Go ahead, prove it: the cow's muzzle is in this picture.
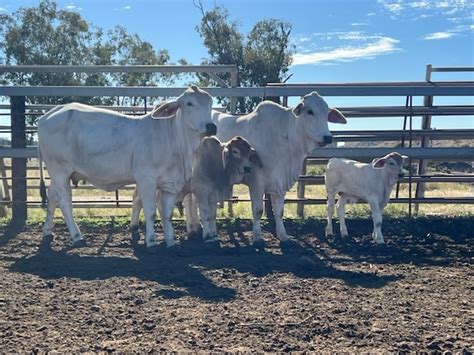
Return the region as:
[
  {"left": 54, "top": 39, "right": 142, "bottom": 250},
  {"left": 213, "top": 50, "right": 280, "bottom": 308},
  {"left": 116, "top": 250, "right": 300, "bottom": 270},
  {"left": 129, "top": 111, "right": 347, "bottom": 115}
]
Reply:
[
  {"left": 244, "top": 166, "right": 251, "bottom": 173},
  {"left": 205, "top": 123, "right": 217, "bottom": 136}
]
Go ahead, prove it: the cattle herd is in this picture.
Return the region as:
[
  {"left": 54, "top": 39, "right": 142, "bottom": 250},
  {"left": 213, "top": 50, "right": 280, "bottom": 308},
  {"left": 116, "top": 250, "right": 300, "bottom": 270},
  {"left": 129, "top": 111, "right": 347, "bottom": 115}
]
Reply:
[{"left": 37, "top": 86, "right": 408, "bottom": 251}]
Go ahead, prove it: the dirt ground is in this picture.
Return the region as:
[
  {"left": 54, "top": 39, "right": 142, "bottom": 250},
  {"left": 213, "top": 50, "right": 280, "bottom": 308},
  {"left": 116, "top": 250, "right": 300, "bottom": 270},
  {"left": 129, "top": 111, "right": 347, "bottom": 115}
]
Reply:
[{"left": 0, "top": 217, "right": 473, "bottom": 352}]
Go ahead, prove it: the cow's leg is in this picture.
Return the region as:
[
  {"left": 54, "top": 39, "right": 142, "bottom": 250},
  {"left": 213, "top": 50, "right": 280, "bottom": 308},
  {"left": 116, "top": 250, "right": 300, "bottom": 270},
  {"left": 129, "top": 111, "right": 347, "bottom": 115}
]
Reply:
[
  {"left": 183, "top": 193, "right": 200, "bottom": 235},
  {"left": 194, "top": 190, "right": 212, "bottom": 241},
  {"left": 336, "top": 195, "right": 349, "bottom": 238},
  {"left": 325, "top": 191, "right": 336, "bottom": 237},
  {"left": 51, "top": 177, "right": 83, "bottom": 244},
  {"left": 270, "top": 194, "right": 289, "bottom": 242},
  {"left": 368, "top": 198, "right": 384, "bottom": 244},
  {"left": 136, "top": 180, "right": 158, "bottom": 248},
  {"left": 42, "top": 185, "right": 58, "bottom": 237},
  {"left": 248, "top": 183, "right": 264, "bottom": 244},
  {"left": 130, "top": 187, "right": 142, "bottom": 236},
  {"left": 157, "top": 190, "right": 178, "bottom": 248},
  {"left": 208, "top": 194, "right": 219, "bottom": 242}
]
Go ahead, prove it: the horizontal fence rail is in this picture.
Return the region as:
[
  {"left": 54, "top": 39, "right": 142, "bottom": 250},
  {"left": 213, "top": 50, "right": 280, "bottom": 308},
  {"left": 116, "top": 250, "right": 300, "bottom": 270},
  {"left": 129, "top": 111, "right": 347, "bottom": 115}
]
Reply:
[{"left": 1, "top": 84, "right": 474, "bottom": 97}]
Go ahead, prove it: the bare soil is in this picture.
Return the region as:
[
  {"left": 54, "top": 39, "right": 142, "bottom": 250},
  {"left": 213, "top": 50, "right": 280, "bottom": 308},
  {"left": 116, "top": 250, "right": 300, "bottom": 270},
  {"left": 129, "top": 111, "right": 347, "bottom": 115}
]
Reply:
[{"left": 0, "top": 217, "right": 473, "bottom": 352}]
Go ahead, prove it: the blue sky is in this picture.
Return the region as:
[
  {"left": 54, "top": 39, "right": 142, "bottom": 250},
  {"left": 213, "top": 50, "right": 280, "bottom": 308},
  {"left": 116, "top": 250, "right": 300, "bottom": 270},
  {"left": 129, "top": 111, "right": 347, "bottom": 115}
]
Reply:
[{"left": 0, "top": 0, "right": 473, "bottom": 131}]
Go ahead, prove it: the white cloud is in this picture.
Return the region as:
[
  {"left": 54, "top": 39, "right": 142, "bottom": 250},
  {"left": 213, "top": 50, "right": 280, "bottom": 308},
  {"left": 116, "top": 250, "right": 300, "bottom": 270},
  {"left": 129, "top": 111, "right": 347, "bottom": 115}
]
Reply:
[
  {"left": 0, "top": 7, "right": 7, "bottom": 12},
  {"left": 421, "top": 24, "right": 474, "bottom": 40},
  {"left": 64, "top": 3, "right": 82, "bottom": 11},
  {"left": 423, "top": 31, "right": 455, "bottom": 40},
  {"left": 378, "top": 0, "right": 473, "bottom": 18},
  {"left": 292, "top": 36, "right": 400, "bottom": 66},
  {"left": 122, "top": 5, "right": 131, "bottom": 10}
]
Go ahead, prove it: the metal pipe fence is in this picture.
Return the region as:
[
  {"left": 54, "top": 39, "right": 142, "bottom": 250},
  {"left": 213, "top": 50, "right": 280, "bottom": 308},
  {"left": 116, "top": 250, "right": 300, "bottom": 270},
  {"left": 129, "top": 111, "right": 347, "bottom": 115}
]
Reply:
[{"left": 0, "top": 64, "right": 472, "bottom": 223}]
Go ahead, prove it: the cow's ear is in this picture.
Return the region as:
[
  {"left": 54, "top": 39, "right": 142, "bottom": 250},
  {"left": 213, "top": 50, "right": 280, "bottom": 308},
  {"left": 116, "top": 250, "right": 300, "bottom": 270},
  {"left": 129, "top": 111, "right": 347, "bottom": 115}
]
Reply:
[
  {"left": 292, "top": 102, "right": 304, "bottom": 117},
  {"left": 328, "top": 108, "right": 347, "bottom": 124},
  {"left": 151, "top": 101, "right": 179, "bottom": 119},
  {"left": 250, "top": 148, "right": 263, "bottom": 168},
  {"left": 222, "top": 146, "right": 230, "bottom": 170},
  {"left": 373, "top": 158, "right": 386, "bottom": 168}
]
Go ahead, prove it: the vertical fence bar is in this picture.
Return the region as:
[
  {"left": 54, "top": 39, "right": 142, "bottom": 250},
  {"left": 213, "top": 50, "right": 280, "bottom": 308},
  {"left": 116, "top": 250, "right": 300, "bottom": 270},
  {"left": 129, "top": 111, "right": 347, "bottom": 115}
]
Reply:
[
  {"left": 11, "top": 96, "right": 27, "bottom": 225},
  {"left": 415, "top": 64, "right": 433, "bottom": 214},
  {"left": 230, "top": 69, "right": 238, "bottom": 114},
  {"left": 296, "top": 159, "right": 307, "bottom": 217},
  {"left": 408, "top": 95, "right": 413, "bottom": 217}
]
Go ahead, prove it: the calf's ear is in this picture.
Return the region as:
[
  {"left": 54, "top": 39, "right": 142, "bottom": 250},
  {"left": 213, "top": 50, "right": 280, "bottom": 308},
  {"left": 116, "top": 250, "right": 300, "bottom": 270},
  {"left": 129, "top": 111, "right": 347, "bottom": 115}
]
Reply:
[
  {"left": 328, "top": 108, "right": 347, "bottom": 124},
  {"left": 222, "top": 146, "right": 230, "bottom": 170},
  {"left": 250, "top": 148, "right": 263, "bottom": 168},
  {"left": 373, "top": 157, "right": 386, "bottom": 168},
  {"left": 151, "top": 101, "right": 179, "bottom": 119}
]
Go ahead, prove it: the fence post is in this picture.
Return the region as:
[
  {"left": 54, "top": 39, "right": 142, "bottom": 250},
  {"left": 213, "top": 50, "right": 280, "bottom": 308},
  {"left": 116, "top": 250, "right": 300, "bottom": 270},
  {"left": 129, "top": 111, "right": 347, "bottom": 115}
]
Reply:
[
  {"left": 415, "top": 64, "right": 433, "bottom": 214},
  {"left": 230, "top": 69, "right": 238, "bottom": 114},
  {"left": 296, "top": 159, "right": 307, "bottom": 218},
  {"left": 11, "top": 96, "right": 27, "bottom": 225}
]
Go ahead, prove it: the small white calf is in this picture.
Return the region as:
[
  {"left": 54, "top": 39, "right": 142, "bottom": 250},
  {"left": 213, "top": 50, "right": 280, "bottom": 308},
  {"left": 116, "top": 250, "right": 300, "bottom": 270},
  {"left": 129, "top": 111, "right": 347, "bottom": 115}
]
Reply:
[{"left": 325, "top": 152, "right": 407, "bottom": 244}]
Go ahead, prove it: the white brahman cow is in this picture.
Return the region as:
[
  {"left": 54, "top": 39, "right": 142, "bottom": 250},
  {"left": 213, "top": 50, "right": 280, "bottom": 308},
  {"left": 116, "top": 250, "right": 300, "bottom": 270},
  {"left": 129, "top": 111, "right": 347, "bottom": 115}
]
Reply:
[
  {"left": 38, "top": 85, "right": 215, "bottom": 250},
  {"left": 325, "top": 152, "right": 407, "bottom": 244},
  {"left": 186, "top": 92, "right": 347, "bottom": 245}
]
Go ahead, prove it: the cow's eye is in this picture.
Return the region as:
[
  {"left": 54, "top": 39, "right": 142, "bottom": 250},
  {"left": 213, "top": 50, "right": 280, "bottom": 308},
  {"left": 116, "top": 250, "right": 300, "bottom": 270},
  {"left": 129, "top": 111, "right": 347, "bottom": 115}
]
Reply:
[
  {"left": 307, "top": 109, "right": 314, "bottom": 115},
  {"left": 187, "top": 102, "right": 193, "bottom": 107},
  {"left": 389, "top": 162, "right": 395, "bottom": 166},
  {"left": 232, "top": 149, "right": 239, "bottom": 155}
]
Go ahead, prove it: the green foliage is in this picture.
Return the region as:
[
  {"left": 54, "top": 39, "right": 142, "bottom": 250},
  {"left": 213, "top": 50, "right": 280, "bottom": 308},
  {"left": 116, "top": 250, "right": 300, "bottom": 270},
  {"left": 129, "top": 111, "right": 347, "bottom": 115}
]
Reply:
[
  {"left": 195, "top": 2, "right": 294, "bottom": 113},
  {"left": 0, "top": 0, "right": 181, "bottom": 124}
]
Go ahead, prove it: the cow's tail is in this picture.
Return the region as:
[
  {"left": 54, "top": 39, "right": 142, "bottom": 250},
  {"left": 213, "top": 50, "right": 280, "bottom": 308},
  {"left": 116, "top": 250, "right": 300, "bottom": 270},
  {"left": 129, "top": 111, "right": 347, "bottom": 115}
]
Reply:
[{"left": 38, "top": 146, "right": 48, "bottom": 209}]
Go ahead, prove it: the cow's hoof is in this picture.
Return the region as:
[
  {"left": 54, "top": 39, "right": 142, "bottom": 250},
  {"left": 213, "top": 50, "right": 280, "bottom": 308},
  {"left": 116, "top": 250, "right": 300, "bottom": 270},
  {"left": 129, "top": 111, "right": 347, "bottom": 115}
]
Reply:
[
  {"left": 73, "top": 239, "right": 87, "bottom": 248},
  {"left": 280, "top": 239, "right": 296, "bottom": 248},
  {"left": 252, "top": 239, "right": 265, "bottom": 250},
  {"left": 146, "top": 245, "right": 160, "bottom": 254},
  {"left": 166, "top": 244, "right": 182, "bottom": 256},
  {"left": 130, "top": 225, "right": 140, "bottom": 238},
  {"left": 43, "top": 234, "right": 54, "bottom": 241},
  {"left": 187, "top": 230, "right": 202, "bottom": 240},
  {"left": 204, "top": 240, "right": 220, "bottom": 251}
]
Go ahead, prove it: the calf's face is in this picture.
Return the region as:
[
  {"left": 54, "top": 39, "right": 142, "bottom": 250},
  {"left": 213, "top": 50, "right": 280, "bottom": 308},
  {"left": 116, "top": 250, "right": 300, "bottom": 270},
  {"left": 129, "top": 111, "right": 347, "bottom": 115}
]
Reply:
[
  {"left": 222, "top": 136, "right": 263, "bottom": 184},
  {"left": 373, "top": 152, "right": 408, "bottom": 180}
]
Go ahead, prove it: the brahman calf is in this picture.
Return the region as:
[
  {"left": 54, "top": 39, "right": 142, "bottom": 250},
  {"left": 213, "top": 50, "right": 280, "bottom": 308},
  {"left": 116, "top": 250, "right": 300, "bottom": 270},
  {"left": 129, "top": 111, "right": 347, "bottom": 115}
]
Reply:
[
  {"left": 130, "top": 136, "right": 262, "bottom": 242},
  {"left": 325, "top": 152, "right": 407, "bottom": 244},
  {"left": 191, "top": 136, "right": 262, "bottom": 242}
]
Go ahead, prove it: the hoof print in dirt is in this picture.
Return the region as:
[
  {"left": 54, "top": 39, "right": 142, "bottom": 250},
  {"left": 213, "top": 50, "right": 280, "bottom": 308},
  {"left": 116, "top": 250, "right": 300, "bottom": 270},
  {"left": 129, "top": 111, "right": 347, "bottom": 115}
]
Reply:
[{"left": 73, "top": 239, "right": 87, "bottom": 248}]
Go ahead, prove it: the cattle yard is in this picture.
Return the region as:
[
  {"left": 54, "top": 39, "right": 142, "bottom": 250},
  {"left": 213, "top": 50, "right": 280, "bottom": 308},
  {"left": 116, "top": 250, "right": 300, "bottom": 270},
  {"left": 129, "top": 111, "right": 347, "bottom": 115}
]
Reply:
[
  {"left": 0, "top": 64, "right": 472, "bottom": 223},
  {"left": 0, "top": 65, "right": 473, "bottom": 352}
]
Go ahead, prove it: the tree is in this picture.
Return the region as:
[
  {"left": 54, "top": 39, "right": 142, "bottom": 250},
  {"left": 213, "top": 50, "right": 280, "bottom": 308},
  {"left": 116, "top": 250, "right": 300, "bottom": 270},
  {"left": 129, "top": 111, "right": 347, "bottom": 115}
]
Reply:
[
  {"left": 195, "top": 2, "right": 294, "bottom": 113},
  {"left": 0, "top": 0, "right": 178, "bottom": 123}
]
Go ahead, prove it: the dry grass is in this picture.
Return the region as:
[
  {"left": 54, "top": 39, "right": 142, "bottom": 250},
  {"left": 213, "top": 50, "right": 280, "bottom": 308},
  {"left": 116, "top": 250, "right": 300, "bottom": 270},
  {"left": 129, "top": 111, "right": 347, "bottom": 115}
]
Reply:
[{"left": 0, "top": 158, "right": 472, "bottom": 224}]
